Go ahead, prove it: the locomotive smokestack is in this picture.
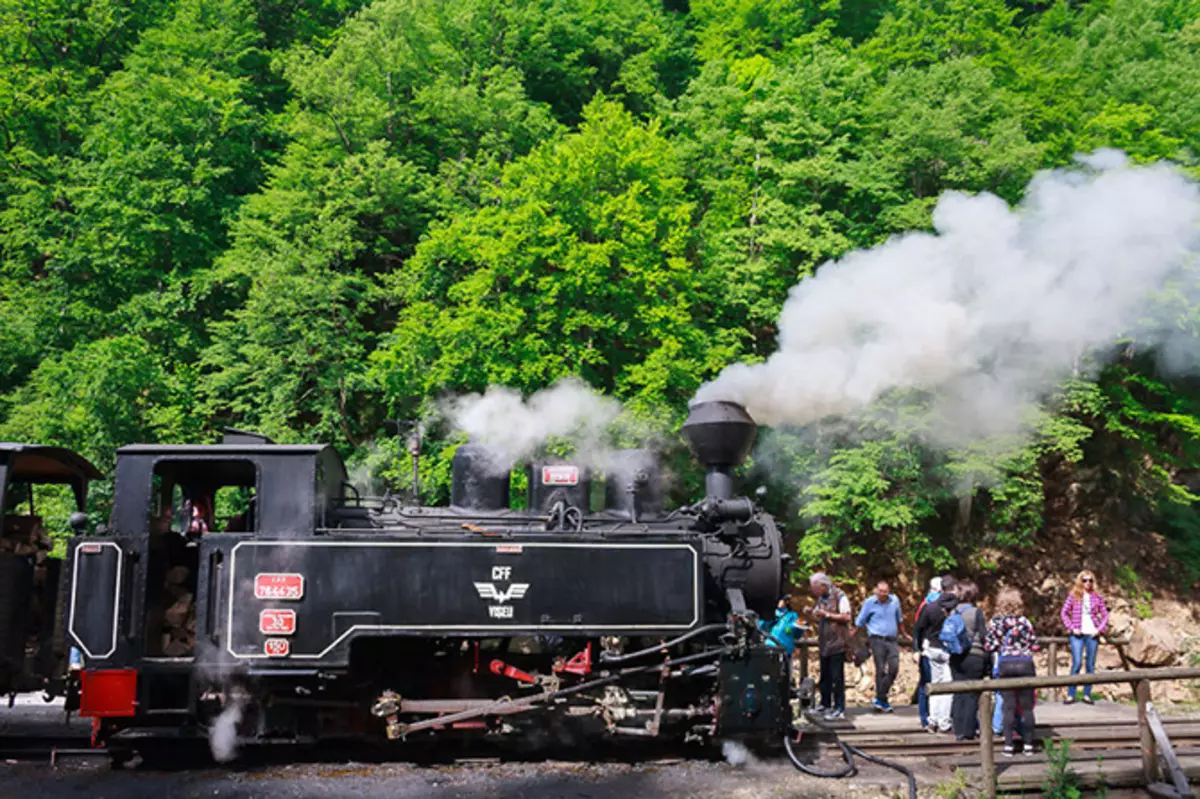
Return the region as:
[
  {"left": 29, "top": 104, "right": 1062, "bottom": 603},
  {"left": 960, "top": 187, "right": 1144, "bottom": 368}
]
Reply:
[{"left": 681, "top": 401, "right": 757, "bottom": 499}]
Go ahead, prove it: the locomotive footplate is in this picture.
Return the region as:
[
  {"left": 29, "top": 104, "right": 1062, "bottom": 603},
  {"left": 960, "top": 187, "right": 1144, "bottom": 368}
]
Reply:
[{"left": 220, "top": 538, "right": 703, "bottom": 665}]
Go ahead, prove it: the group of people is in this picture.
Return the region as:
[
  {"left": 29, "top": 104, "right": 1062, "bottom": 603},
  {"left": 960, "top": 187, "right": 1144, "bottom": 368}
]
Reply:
[{"left": 761, "top": 569, "right": 1110, "bottom": 757}]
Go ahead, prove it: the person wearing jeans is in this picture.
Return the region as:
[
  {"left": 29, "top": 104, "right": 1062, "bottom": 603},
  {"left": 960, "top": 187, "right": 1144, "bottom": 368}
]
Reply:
[
  {"left": 1059, "top": 570, "right": 1109, "bottom": 704},
  {"left": 913, "top": 577, "right": 942, "bottom": 728},
  {"left": 986, "top": 588, "right": 1038, "bottom": 755}
]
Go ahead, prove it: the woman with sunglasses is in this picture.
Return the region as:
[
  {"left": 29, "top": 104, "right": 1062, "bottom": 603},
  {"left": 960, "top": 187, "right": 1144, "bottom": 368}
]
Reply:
[{"left": 1059, "top": 570, "right": 1109, "bottom": 704}]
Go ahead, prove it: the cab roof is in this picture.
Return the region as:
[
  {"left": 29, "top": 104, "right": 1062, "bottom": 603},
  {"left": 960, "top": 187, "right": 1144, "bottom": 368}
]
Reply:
[
  {"left": 116, "top": 444, "right": 332, "bottom": 456},
  {"left": 0, "top": 443, "right": 102, "bottom": 482}
]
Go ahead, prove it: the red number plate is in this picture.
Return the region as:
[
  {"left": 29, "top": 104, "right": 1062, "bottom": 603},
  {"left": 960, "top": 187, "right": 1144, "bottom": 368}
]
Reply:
[
  {"left": 259, "top": 609, "right": 296, "bottom": 635},
  {"left": 264, "top": 638, "right": 290, "bottom": 657},
  {"left": 254, "top": 573, "right": 304, "bottom": 600},
  {"left": 541, "top": 465, "right": 578, "bottom": 486}
]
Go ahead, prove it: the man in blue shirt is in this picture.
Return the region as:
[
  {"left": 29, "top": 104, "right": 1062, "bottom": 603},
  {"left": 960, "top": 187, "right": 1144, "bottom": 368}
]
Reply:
[{"left": 855, "top": 580, "right": 904, "bottom": 712}]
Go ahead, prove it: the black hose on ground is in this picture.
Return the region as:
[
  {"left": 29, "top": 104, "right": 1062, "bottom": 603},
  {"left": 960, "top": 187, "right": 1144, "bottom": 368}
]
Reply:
[
  {"left": 846, "top": 744, "right": 918, "bottom": 799},
  {"left": 782, "top": 726, "right": 918, "bottom": 799},
  {"left": 782, "top": 727, "right": 855, "bottom": 778}
]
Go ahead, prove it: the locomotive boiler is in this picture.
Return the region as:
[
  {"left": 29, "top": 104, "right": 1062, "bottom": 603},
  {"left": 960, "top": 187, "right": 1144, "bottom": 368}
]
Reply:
[{"left": 62, "top": 401, "right": 793, "bottom": 763}]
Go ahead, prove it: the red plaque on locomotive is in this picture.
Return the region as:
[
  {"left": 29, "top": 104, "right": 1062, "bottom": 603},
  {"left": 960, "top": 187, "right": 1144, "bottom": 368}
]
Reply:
[
  {"left": 254, "top": 573, "right": 304, "bottom": 600},
  {"left": 259, "top": 608, "right": 297, "bottom": 635}
]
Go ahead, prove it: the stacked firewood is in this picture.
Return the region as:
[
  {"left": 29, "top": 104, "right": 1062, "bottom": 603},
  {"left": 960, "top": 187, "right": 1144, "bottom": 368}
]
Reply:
[
  {"left": 161, "top": 565, "right": 196, "bottom": 656},
  {"left": 2, "top": 516, "right": 53, "bottom": 664},
  {"left": 0, "top": 515, "right": 51, "bottom": 559}
]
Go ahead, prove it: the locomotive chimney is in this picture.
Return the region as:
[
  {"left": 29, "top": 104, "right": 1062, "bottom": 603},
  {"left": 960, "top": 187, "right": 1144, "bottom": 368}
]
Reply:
[{"left": 681, "top": 400, "right": 757, "bottom": 499}]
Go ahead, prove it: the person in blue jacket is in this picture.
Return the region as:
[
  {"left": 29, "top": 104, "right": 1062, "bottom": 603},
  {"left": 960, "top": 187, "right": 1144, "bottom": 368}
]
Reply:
[{"left": 760, "top": 595, "right": 804, "bottom": 656}]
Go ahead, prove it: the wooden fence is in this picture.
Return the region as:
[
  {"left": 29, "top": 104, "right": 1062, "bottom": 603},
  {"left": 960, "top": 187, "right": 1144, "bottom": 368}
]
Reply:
[
  {"left": 928, "top": 666, "right": 1200, "bottom": 799},
  {"left": 794, "top": 635, "right": 1132, "bottom": 702}
]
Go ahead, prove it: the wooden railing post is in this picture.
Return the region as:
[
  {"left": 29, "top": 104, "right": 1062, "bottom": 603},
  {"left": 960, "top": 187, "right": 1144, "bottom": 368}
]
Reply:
[
  {"left": 799, "top": 641, "right": 809, "bottom": 681},
  {"left": 1137, "top": 679, "right": 1157, "bottom": 785},
  {"left": 979, "top": 689, "right": 996, "bottom": 799},
  {"left": 1145, "top": 700, "right": 1195, "bottom": 798},
  {"left": 1047, "top": 640, "right": 1059, "bottom": 703}
]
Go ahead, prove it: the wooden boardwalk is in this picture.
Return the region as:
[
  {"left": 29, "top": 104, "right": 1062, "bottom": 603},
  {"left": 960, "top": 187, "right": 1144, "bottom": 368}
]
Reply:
[{"left": 799, "top": 701, "right": 1200, "bottom": 794}]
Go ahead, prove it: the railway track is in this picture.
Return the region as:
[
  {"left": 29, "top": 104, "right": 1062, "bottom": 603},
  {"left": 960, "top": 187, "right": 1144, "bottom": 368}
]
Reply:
[{"left": 0, "top": 736, "right": 105, "bottom": 763}]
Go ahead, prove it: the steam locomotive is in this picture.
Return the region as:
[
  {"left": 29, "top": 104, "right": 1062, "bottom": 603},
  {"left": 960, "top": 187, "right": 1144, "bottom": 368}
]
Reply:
[{"left": 24, "top": 401, "right": 795, "bottom": 762}]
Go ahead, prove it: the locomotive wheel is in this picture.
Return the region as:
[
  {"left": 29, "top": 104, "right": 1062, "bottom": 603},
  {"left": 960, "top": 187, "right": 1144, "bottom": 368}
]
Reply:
[{"left": 108, "top": 749, "right": 135, "bottom": 770}]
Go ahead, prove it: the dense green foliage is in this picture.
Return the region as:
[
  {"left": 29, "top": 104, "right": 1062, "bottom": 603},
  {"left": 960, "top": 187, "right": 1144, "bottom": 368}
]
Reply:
[{"left": 2, "top": 0, "right": 1199, "bottom": 587}]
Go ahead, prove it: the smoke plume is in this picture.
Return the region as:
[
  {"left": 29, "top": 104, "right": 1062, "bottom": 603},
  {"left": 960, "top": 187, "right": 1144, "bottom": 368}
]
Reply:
[
  {"left": 694, "top": 151, "right": 1200, "bottom": 446},
  {"left": 441, "top": 377, "right": 645, "bottom": 472}
]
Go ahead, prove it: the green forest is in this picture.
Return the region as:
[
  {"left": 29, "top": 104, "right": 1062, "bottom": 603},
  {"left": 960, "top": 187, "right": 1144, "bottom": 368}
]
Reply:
[{"left": 2, "top": 0, "right": 1199, "bottom": 589}]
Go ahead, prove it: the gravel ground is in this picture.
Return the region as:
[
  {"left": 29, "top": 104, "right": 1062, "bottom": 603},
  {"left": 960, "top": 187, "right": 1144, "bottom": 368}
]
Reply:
[
  {"left": 0, "top": 697, "right": 938, "bottom": 799},
  {"left": 0, "top": 756, "right": 932, "bottom": 799}
]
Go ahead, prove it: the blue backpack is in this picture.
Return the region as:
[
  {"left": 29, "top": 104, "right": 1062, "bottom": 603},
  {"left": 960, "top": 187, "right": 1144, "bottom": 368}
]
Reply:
[{"left": 939, "top": 608, "right": 972, "bottom": 655}]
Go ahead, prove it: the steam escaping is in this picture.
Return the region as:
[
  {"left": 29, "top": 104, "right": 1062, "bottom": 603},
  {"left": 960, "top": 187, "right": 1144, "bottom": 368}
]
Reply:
[
  {"left": 441, "top": 377, "right": 651, "bottom": 473},
  {"left": 721, "top": 739, "right": 758, "bottom": 768},
  {"left": 208, "top": 694, "right": 246, "bottom": 763},
  {"left": 695, "top": 151, "right": 1200, "bottom": 446}
]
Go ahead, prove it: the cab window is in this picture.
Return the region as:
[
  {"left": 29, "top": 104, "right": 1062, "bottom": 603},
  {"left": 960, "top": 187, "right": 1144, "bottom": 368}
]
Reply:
[{"left": 149, "top": 459, "right": 258, "bottom": 536}]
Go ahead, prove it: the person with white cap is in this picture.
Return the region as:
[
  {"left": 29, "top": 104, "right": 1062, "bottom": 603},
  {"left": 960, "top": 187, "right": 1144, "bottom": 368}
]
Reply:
[{"left": 912, "top": 576, "right": 943, "bottom": 728}]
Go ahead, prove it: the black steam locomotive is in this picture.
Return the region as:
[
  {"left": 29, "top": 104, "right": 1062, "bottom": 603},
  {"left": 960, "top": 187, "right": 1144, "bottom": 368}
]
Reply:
[{"left": 56, "top": 400, "right": 793, "bottom": 761}]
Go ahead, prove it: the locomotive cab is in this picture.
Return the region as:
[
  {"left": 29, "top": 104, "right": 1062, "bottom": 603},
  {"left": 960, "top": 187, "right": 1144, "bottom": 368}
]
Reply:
[
  {"left": 65, "top": 437, "right": 345, "bottom": 723},
  {"left": 0, "top": 443, "right": 100, "bottom": 697}
]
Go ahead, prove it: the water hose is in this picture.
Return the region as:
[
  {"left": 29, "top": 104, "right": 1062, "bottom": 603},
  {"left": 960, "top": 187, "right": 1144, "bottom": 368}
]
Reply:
[
  {"left": 783, "top": 725, "right": 917, "bottom": 799},
  {"left": 846, "top": 742, "right": 918, "bottom": 799},
  {"left": 783, "top": 727, "right": 855, "bottom": 778}
]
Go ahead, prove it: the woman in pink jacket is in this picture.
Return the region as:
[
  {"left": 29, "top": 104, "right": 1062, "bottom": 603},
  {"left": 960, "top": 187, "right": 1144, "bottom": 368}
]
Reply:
[{"left": 1060, "top": 570, "right": 1109, "bottom": 704}]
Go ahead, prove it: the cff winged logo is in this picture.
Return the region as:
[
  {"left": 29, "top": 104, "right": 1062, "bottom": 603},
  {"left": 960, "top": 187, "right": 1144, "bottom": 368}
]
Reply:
[{"left": 474, "top": 582, "right": 530, "bottom": 604}]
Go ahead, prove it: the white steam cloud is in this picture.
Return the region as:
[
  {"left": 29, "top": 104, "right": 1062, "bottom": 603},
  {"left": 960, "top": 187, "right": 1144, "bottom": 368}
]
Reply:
[
  {"left": 695, "top": 150, "right": 1200, "bottom": 444},
  {"left": 721, "top": 739, "right": 759, "bottom": 768},
  {"left": 442, "top": 377, "right": 635, "bottom": 472},
  {"left": 208, "top": 694, "right": 246, "bottom": 763}
]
